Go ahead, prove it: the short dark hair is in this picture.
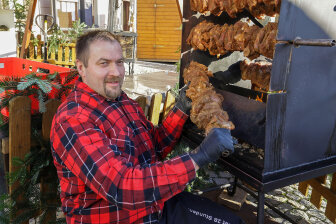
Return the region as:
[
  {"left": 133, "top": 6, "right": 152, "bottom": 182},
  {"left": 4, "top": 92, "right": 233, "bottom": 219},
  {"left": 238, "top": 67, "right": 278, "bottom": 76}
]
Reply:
[{"left": 76, "top": 30, "right": 120, "bottom": 67}]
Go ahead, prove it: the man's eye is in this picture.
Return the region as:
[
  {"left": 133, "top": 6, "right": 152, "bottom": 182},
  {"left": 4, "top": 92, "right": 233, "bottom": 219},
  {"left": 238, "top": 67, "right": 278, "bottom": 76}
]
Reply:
[
  {"left": 118, "top": 60, "right": 124, "bottom": 65},
  {"left": 101, "top": 62, "right": 107, "bottom": 65}
]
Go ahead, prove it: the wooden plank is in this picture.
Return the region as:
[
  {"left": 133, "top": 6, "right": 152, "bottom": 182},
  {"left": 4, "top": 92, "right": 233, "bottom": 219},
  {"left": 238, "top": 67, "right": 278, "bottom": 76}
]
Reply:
[
  {"left": 36, "top": 43, "right": 42, "bottom": 61},
  {"left": 162, "top": 91, "right": 175, "bottom": 119},
  {"left": 137, "top": 33, "right": 181, "bottom": 39},
  {"left": 138, "top": 25, "right": 182, "bottom": 31},
  {"left": 135, "top": 96, "right": 147, "bottom": 116},
  {"left": 138, "top": 0, "right": 177, "bottom": 3},
  {"left": 2, "top": 138, "right": 9, "bottom": 154},
  {"left": 9, "top": 96, "right": 31, "bottom": 194},
  {"left": 40, "top": 99, "right": 61, "bottom": 223},
  {"left": 325, "top": 173, "right": 336, "bottom": 223},
  {"left": 138, "top": 30, "right": 181, "bottom": 35},
  {"left": 138, "top": 3, "right": 178, "bottom": 8},
  {"left": 28, "top": 43, "right": 35, "bottom": 59},
  {"left": 64, "top": 46, "right": 70, "bottom": 65},
  {"left": 42, "top": 100, "right": 61, "bottom": 141},
  {"left": 298, "top": 181, "right": 310, "bottom": 196},
  {"left": 58, "top": 46, "right": 63, "bottom": 63},
  {"left": 20, "top": 0, "right": 38, "bottom": 58},
  {"left": 148, "top": 93, "right": 162, "bottom": 125},
  {"left": 71, "top": 45, "right": 76, "bottom": 64},
  {"left": 2, "top": 137, "right": 9, "bottom": 174},
  {"left": 138, "top": 18, "right": 180, "bottom": 24},
  {"left": 306, "top": 178, "right": 336, "bottom": 207},
  {"left": 175, "top": 0, "right": 182, "bottom": 22},
  {"left": 136, "top": 39, "right": 181, "bottom": 45},
  {"left": 138, "top": 11, "right": 180, "bottom": 16},
  {"left": 310, "top": 175, "right": 327, "bottom": 209}
]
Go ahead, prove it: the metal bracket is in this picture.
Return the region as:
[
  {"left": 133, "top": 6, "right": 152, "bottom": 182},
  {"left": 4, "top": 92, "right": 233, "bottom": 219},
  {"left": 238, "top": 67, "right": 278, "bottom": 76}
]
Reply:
[{"left": 277, "top": 38, "right": 336, "bottom": 47}]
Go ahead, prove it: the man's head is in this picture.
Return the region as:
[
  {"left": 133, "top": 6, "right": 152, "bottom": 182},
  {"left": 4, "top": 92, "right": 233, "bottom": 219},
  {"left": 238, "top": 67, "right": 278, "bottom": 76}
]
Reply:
[{"left": 76, "top": 30, "right": 125, "bottom": 100}]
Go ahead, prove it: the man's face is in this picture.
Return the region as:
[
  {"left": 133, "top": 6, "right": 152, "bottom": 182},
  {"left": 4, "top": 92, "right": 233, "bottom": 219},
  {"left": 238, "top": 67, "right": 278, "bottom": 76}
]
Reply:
[{"left": 76, "top": 39, "right": 125, "bottom": 100}]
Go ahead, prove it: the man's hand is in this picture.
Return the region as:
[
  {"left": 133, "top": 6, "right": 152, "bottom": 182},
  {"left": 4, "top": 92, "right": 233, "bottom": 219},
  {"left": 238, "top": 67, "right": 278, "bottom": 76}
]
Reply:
[
  {"left": 189, "top": 128, "right": 234, "bottom": 168},
  {"left": 174, "top": 84, "right": 192, "bottom": 115}
]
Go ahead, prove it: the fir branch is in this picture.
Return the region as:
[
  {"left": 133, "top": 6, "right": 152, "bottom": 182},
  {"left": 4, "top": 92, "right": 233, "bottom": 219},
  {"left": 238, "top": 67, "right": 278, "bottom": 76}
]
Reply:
[
  {"left": 18, "top": 76, "right": 53, "bottom": 94},
  {"left": 37, "top": 89, "right": 46, "bottom": 113}
]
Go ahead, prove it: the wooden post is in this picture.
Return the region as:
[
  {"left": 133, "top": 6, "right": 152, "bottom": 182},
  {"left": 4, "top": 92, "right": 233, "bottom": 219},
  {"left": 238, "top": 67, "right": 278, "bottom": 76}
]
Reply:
[
  {"left": 325, "top": 173, "right": 336, "bottom": 223},
  {"left": 9, "top": 96, "right": 31, "bottom": 194},
  {"left": 175, "top": 0, "right": 182, "bottom": 22},
  {"left": 162, "top": 91, "right": 176, "bottom": 120},
  {"left": 148, "top": 93, "right": 162, "bottom": 126},
  {"left": 135, "top": 96, "right": 147, "bottom": 115},
  {"left": 40, "top": 100, "right": 61, "bottom": 223},
  {"left": 19, "top": 0, "right": 38, "bottom": 58}
]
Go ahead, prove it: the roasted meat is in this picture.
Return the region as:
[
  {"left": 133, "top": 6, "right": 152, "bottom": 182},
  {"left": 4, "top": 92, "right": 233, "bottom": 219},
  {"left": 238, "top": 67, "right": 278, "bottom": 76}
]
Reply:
[
  {"left": 240, "top": 59, "right": 272, "bottom": 91},
  {"left": 183, "top": 61, "right": 235, "bottom": 135},
  {"left": 190, "top": 0, "right": 281, "bottom": 18},
  {"left": 187, "top": 21, "right": 278, "bottom": 59}
]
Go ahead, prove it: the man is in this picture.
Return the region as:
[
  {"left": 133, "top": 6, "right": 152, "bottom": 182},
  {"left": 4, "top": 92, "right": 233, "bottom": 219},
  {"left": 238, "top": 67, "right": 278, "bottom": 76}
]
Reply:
[{"left": 50, "top": 30, "right": 235, "bottom": 223}]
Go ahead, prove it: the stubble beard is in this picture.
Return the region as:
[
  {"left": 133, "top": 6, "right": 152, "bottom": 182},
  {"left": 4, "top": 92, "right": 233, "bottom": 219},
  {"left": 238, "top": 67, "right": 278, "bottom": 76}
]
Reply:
[{"left": 104, "top": 77, "right": 123, "bottom": 100}]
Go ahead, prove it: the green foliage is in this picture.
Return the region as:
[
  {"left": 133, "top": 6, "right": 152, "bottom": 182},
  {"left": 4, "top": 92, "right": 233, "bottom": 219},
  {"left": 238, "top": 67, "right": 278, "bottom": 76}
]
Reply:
[
  {"left": 47, "top": 21, "right": 87, "bottom": 54},
  {"left": 0, "top": 131, "right": 64, "bottom": 224},
  {"left": 170, "top": 82, "right": 180, "bottom": 98},
  {"left": 167, "top": 140, "right": 217, "bottom": 193},
  {"left": 8, "top": 0, "right": 31, "bottom": 46}
]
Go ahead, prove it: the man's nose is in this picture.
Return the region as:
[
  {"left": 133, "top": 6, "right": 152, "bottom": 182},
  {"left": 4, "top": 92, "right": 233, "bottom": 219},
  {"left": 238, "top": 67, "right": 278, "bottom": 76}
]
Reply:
[{"left": 108, "top": 63, "right": 121, "bottom": 76}]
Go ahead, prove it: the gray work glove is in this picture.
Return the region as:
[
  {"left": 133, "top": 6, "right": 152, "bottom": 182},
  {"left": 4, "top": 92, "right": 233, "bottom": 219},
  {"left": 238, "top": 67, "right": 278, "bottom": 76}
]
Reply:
[
  {"left": 174, "top": 84, "right": 192, "bottom": 115},
  {"left": 189, "top": 128, "right": 234, "bottom": 168}
]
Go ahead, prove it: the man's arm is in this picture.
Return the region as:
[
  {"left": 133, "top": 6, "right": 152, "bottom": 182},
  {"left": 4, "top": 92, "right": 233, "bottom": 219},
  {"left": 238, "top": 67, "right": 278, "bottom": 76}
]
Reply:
[
  {"left": 51, "top": 114, "right": 196, "bottom": 211},
  {"left": 150, "top": 106, "right": 189, "bottom": 159}
]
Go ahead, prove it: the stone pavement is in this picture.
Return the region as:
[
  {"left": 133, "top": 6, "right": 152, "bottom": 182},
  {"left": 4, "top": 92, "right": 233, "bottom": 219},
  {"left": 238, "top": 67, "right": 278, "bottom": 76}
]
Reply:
[{"left": 126, "top": 60, "right": 334, "bottom": 224}]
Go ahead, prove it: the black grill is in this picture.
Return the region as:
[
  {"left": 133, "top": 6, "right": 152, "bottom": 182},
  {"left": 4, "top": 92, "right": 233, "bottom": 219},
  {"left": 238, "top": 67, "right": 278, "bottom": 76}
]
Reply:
[{"left": 180, "top": 0, "right": 336, "bottom": 222}]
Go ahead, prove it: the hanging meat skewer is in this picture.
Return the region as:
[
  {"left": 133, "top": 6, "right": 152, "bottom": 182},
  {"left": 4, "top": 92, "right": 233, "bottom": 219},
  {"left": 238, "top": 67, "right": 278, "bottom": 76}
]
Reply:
[
  {"left": 187, "top": 21, "right": 278, "bottom": 59},
  {"left": 240, "top": 59, "right": 272, "bottom": 91},
  {"left": 191, "top": 0, "right": 282, "bottom": 18},
  {"left": 183, "top": 61, "right": 235, "bottom": 135}
]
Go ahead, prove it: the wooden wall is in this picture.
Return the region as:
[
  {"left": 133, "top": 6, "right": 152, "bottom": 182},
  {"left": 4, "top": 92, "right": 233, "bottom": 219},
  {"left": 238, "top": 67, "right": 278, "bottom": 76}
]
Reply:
[{"left": 137, "top": 0, "right": 181, "bottom": 62}]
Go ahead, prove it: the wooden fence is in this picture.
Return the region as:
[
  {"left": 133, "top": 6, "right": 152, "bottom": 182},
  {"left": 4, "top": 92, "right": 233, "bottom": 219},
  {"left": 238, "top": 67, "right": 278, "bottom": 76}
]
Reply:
[
  {"left": 298, "top": 174, "right": 336, "bottom": 223},
  {"left": 17, "top": 35, "right": 76, "bottom": 68}
]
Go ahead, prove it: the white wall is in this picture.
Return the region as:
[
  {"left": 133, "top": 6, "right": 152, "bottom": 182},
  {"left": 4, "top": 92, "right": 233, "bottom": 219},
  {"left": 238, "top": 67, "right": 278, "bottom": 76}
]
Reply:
[{"left": 0, "top": 9, "right": 16, "bottom": 57}]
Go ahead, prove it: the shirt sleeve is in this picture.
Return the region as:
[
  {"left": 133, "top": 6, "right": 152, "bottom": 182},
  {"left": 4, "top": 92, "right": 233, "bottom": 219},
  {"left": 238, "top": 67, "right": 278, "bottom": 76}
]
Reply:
[
  {"left": 51, "top": 113, "right": 196, "bottom": 211},
  {"left": 149, "top": 106, "right": 189, "bottom": 159}
]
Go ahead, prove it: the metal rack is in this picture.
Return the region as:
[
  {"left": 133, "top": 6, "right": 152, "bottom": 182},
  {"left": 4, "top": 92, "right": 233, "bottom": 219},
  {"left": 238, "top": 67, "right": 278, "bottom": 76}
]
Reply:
[{"left": 179, "top": 0, "right": 336, "bottom": 223}]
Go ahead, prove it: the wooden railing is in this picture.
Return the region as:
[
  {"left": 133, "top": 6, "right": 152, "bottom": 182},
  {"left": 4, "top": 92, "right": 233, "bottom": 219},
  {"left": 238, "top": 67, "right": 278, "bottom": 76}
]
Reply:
[
  {"left": 298, "top": 175, "right": 336, "bottom": 223},
  {"left": 17, "top": 35, "right": 76, "bottom": 68}
]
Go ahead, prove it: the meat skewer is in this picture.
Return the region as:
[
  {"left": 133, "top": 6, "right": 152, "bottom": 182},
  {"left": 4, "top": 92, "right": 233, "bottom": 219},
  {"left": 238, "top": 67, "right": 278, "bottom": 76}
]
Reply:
[
  {"left": 187, "top": 21, "right": 278, "bottom": 60},
  {"left": 191, "top": 0, "right": 282, "bottom": 19},
  {"left": 183, "top": 61, "right": 235, "bottom": 135},
  {"left": 240, "top": 59, "right": 272, "bottom": 91}
]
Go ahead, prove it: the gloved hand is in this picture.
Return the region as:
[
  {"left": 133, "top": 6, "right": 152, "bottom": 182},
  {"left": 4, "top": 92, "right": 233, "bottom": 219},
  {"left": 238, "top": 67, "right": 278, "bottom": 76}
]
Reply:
[
  {"left": 174, "top": 84, "right": 192, "bottom": 115},
  {"left": 189, "top": 128, "right": 234, "bottom": 168}
]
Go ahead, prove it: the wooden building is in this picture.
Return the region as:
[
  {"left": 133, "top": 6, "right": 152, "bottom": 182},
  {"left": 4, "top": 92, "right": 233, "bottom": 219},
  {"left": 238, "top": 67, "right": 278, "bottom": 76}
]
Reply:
[{"left": 137, "top": 0, "right": 182, "bottom": 62}]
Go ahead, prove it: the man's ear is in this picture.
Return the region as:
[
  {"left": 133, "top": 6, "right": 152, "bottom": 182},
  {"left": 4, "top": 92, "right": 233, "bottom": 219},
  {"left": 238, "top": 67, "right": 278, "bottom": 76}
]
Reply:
[{"left": 76, "top": 59, "right": 85, "bottom": 79}]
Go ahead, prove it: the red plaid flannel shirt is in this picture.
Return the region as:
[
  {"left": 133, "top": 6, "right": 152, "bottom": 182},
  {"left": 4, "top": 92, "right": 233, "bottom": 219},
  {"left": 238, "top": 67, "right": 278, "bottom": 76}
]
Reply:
[{"left": 50, "top": 79, "right": 196, "bottom": 224}]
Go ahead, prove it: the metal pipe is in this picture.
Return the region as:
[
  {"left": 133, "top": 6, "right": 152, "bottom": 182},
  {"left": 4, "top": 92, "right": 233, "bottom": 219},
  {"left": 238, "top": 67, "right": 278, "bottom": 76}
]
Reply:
[{"left": 277, "top": 39, "right": 336, "bottom": 47}]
